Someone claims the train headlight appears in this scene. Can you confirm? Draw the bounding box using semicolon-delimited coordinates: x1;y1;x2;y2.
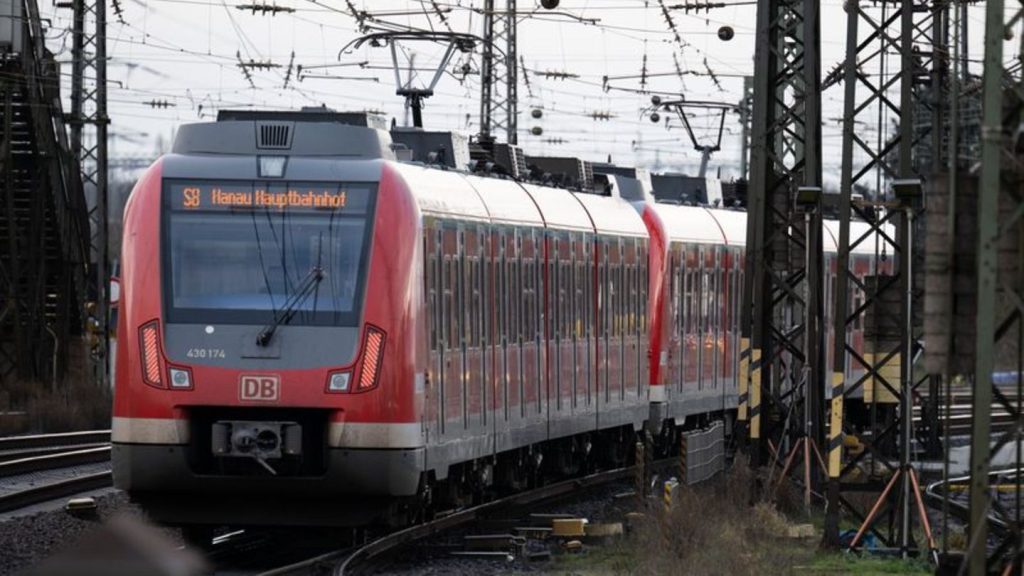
169;367;193;389
327;371;351;392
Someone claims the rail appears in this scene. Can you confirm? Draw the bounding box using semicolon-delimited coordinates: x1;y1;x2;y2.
0;430;111;452
255;462;641;576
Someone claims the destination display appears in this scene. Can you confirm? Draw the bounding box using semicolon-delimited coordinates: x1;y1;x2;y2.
167;181;371;212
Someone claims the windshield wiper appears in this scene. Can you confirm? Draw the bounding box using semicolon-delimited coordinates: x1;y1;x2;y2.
256;266;324;347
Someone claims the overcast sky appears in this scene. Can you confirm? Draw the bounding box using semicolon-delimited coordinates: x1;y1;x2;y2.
36;0;1002;185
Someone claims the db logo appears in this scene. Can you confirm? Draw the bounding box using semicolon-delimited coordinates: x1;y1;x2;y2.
239;375;280;401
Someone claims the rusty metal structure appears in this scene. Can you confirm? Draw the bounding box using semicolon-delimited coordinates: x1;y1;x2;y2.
0;0;90;393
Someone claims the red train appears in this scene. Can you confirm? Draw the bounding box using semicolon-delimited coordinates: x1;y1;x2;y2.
111;110;881;541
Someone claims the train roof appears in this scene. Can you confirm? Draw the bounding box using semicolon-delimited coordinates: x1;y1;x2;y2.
569;192;649;238
518;182;593;231
650;204;730;245
390;162;645;237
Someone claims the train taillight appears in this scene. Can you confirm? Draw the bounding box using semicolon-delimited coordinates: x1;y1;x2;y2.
139;321;164;388
356;325;386;392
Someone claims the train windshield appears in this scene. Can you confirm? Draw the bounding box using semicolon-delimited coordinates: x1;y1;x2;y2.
163;180;376;326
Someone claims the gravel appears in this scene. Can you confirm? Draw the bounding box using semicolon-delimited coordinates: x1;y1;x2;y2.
0;490;182;576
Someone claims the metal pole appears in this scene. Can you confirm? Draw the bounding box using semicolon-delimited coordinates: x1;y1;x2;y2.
802;0;823;482
967;0;1005;573
739;76;753;181
900;207;914;559
479;0;495;143
825;0;860;547
69;0;84;159
96;0;108;388
504;0;517;145
897;1;915;555
942;0;961;555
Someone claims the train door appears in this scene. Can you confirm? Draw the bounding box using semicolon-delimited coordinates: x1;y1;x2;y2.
669;243;683;398
424;221;441;448
572;233;586;415
695;244;705;392
464;226;486;434
439;223;462;441
507;228;524;431
622;237;638;403
547;231;566;428
606;237;622;406
557;233;575;422
638;237;649;401
711;246;722;393
597;236;608;426
578;234;594;421
521;228;544;437
683;244;699;395
493;227;508;453
727;248;740;392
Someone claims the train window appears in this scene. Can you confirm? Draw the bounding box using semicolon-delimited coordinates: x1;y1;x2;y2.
509;235;518;343
523;235;534;341
426;231;438;352
164;181;376;326
578;242;585;340
606;247;614;336
443;256;454;349
496;231;505;344
467;255;479;348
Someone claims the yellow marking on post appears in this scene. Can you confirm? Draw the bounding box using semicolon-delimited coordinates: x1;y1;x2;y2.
864;351;900;404
738;337;750;421
828;371;844;478
750;348;762;440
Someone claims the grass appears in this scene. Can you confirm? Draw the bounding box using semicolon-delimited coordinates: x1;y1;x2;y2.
801;553;931;575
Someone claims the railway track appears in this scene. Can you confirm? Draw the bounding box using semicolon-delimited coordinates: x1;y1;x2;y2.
0;430;113;514
924;468;1024;537
251;460;651;576
0;430;111;463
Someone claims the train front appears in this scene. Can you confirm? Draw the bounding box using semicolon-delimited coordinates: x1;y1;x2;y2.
111;112;424;529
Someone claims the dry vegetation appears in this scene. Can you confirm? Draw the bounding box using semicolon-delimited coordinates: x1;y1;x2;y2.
550;462;931;576
0;340;110;434
629;463;811;575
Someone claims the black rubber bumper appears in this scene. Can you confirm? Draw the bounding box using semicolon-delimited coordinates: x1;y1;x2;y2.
112;443;424;526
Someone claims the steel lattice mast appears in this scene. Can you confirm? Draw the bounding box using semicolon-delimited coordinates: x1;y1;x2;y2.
744;0;824;494
69;0;109;386
479;0;517;145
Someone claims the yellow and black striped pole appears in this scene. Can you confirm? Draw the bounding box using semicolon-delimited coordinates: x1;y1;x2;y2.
679;434;688;486
738;337;751;421
635;441;645;508
828;372;843;478
750;348;762;441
